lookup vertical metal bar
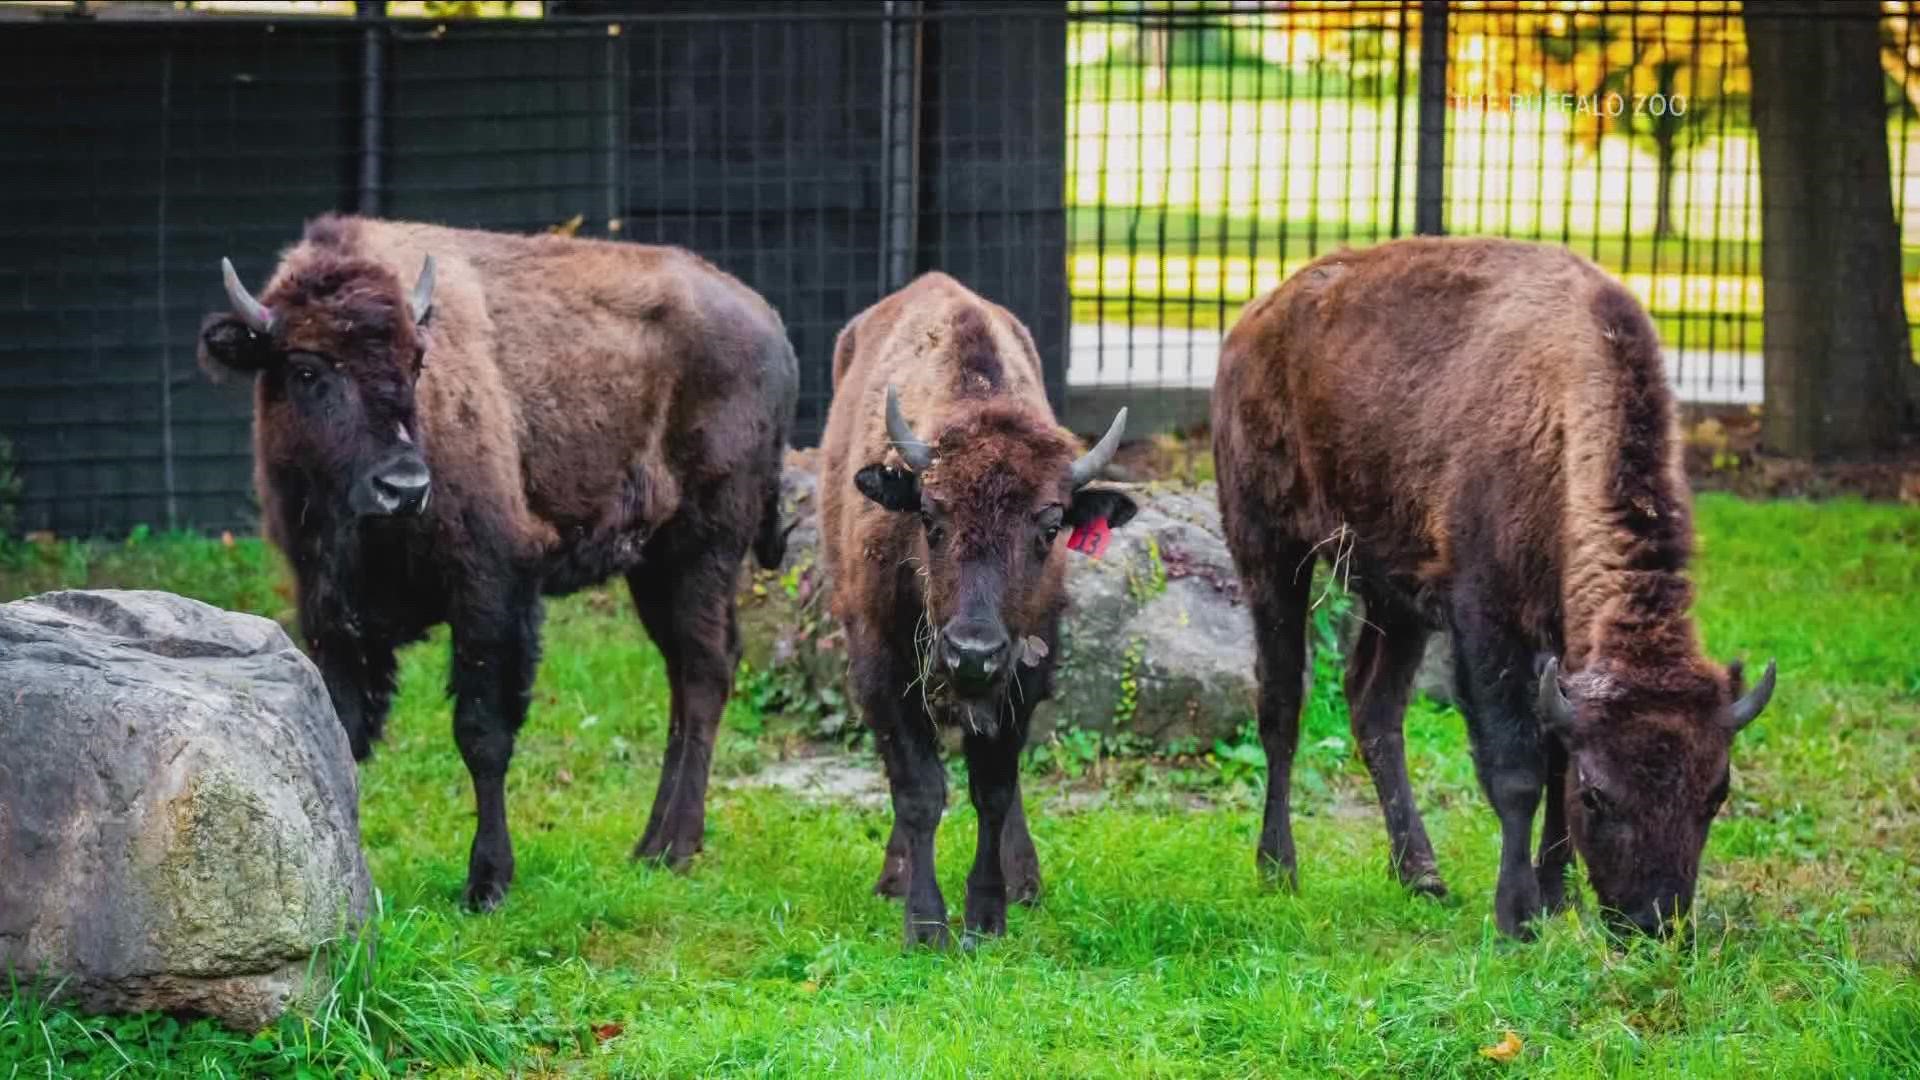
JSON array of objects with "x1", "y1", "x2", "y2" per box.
[
  {"x1": 1560, "y1": 9, "x2": 1578, "y2": 247},
  {"x1": 1898, "y1": 5, "x2": 1917, "y2": 378},
  {"x1": 1216, "y1": 6, "x2": 1234, "y2": 333},
  {"x1": 1414, "y1": 0, "x2": 1448, "y2": 235},
  {"x1": 604, "y1": 20, "x2": 624, "y2": 236},
  {"x1": 1276, "y1": 10, "x2": 1292, "y2": 280},
  {"x1": 1307, "y1": 4, "x2": 1323, "y2": 254},
  {"x1": 1676, "y1": 8, "x2": 1701, "y2": 368},
  {"x1": 1249, "y1": 9, "x2": 1266, "y2": 284},
  {"x1": 1706, "y1": 5, "x2": 1729, "y2": 374},
  {"x1": 1619, "y1": 5, "x2": 1635, "y2": 282},
  {"x1": 879, "y1": 0, "x2": 924, "y2": 295},
  {"x1": 620, "y1": 16, "x2": 632, "y2": 233},
  {"x1": 1391, "y1": 0, "x2": 1410, "y2": 237},
  {"x1": 357, "y1": 1, "x2": 385, "y2": 216},
  {"x1": 156, "y1": 43, "x2": 176, "y2": 532}
]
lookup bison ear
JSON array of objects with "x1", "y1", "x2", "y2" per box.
[
  {"x1": 854, "y1": 464, "x2": 921, "y2": 513},
  {"x1": 1067, "y1": 486, "x2": 1138, "y2": 530},
  {"x1": 197, "y1": 313, "x2": 273, "y2": 383}
]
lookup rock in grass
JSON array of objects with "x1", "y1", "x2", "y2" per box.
[{"x1": 0, "y1": 589, "x2": 370, "y2": 1030}]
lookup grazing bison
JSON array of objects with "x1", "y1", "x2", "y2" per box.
[
  {"x1": 1213, "y1": 237, "x2": 1776, "y2": 937},
  {"x1": 198, "y1": 215, "x2": 797, "y2": 910},
  {"x1": 820, "y1": 273, "x2": 1135, "y2": 947}
]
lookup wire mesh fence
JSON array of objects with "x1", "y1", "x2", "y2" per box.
[{"x1": 2, "y1": 1, "x2": 1917, "y2": 536}]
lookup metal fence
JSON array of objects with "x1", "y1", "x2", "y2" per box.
[
  {"x1": 1063, "y1": 1, "x2": 1920, "y2": 435},
  {"x1": 2, "y1": 1, "x2": 1918, "y2": 536},
  {"x1": 0, "y1": 3, "x2": 1067, "y2": 535}
]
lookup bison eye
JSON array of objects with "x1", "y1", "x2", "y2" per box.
[
  {"x1": 1580, "y1": 787, "x2": 1611, "y2": 815},
  {"x1": 1043, "y1": 525, "x2": 1061, "y2": 546}
]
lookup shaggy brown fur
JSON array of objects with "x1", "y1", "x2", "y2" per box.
[
  {"x1": 820, "y1": 272, "x2": 1136, "y2": 948},
  {"x1": 1213, "y1": 236, "x2": 1774, "y2": 938},
  {"x1": 199, "y1": 214, "x2": 797, "y2": 910}
]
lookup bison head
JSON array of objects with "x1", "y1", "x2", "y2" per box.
[
  {"x1": 198, "y1": 254, "x2": 437, "y2": 521},
  {"x1": 1538, "y1": 654, "x2": 1776, "y2": 935},
  {"x1": 854, "y1": 386, "x2": 1136, "y2": 728}
]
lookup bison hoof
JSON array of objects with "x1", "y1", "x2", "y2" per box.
[
  {"x1": 964, "y1": 904, "x2": 1008, "y2": 940},
  {"x1": 1494, "y1": 879, "x2": 1545, "y2": 940},
  {"x1": 1006, "y1": 870, "x2": 1042, "y2": 907},
  {"x1": 1256, "y1": 852, "x2": 1300, "y2": 893},
  {"x1": 1536, "y1": 866, "x2": 1572, "y2": 914},
  {"x1": 631, "y1": 834, "x2": 699, "y2": 872},
  {"x1": 1400, "y1": 866, "x2": 1450, "y2": 899},
  {"x1": 463, "y1": 876, "x2": 510, "y2": 913},
  {"x1": 874, "y1": 857, "x2": 911, "y2": 901},
  {"x1": 904, "y1": 913, "x2": 953, "y2": 951}
]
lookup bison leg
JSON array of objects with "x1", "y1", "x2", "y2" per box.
[
  {"x1": 1450, "y1": 615, "x2": 1547, "y2": 939},
  {"x1": 857, "y1": 644, "x2": 951, "y2": 949},
  {"x1": 1000, "y1": 788, "x2": 1042, "y2": 906},
  {"x1": 1246, "y1": 541, "x2": 1315, "y2": 889},
  {"x1": 450, "y1": 588, "x2": 545, "y2": 913},
  {"x1": 1536, "y1": 736, "x2": 1574, "y2": 913},
  {"x1": 309, "y1": 632, "x2": 397, "y2": 761},
  {"x1": 1344, "y1": 595, "x2": 1446, "y2": 898},
  {"x1": 629, "y1": 549, "x2": 747, "y2": 869},
  {"x1": 961, "y1": 727, "x2": 1024, "y2": 942},
  {"x1": 879, "y1": 776, "x2": 1033, "y2": 906},
  {"x1": 874, "y1": 820, "x2": 912, "y2": 899},
  {"x1": 995, "y1": 659, "x2": 1048, "y2": 906}
]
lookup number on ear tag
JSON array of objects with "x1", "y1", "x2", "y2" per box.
[{"x1": 1066, "y1": 516, "x2": 1111, "y2": 559}]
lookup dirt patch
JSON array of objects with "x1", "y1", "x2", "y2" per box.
[
  {"x1": 1102, "y1": 416, "x2": 1920, "y2": 502},
  {"x1": 1681, "y1": 411, "x2": 1920, "y2": 501},
  {"x1": 722, "y1": 744, "x2": 1392, "y2": 825},
  {"x1": 726, "y1": 750, "x2": 889, "y2": 810}
]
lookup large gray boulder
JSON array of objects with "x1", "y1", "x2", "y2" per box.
[
  {"x1": 0, "y1": 590, "x2": 370, "y2": 1030},
  {"x1": 739, "y1": 462, "x2": 1454, "y2": 749}
]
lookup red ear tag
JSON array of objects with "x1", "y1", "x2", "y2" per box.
[{"x1": 1066, "y1": 515, "x2": 1111, "y2": 559}]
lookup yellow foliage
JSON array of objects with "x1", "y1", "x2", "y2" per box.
[
  {"x1": 1448, "y1": 2, "x2": 1748, "y2": 147},
  {"x1": 1478, "y1": 1029, "x2": 1525, "y2": 1063}
]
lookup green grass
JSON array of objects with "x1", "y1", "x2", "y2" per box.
[{"x1": 4, "y1": 495, "x2": 1919, "y2": 1077}]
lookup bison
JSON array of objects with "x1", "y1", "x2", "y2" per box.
[
  {"x1": 820, "y1": 273, "x2": 1135, "y2": 947},
  {"x1": 1212, "y1": 237, "x2": 1776, "y2": 938},
  {"x1": 198, "y1": 214, "x2": 797, "y2": 910}
]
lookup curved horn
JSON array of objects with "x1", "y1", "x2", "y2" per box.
[
  {"x1": 1537, "y1": 657, "x2": 1576, "y2": 736},
  {"x1": 1725, "y1": 658, "x2": 1776, "y2": 732},
  {"x1": 1069, "y1": 407, "x2": 1128, "y2": 489},
  {"x1": 885, "y1": 385, "x2": 933, "y2": 472},
  {"x1": 220, "y1": 257, "x2": 276, "y2": 334},
  {"x1": 409, "y1": 254, "x2": 436, "y2": 326}
]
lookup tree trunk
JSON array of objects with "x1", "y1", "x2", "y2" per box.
[{"x1": 1746, "y1": 1, "x2": 1909, "y2": 457}]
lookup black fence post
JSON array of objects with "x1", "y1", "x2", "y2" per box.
[
  {"x1": 356, "y1": 1, "x2": 385, "y2": 216},
  {"x1": 1414, "y1": 0, "x2": 1448, "y2": 236},
  {"x1": 879, "y1": 0, "x2": 923, "y2": 296}
]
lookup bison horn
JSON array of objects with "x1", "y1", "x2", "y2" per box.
[
  {"x1": 220, "y1": 257, "x2": 277, "y2": 335},
  {"x1": 1725, "y1": 658, "x2": 1776, "y2": 732},
  {"x1": 1069, "y1": 407, "x2": 1128, "y2": 489},
  {"x1": 885, "y1": 384, "x2": 933, "y2": 472},
  {"x1": 409, "y1": 254, "x2": 436, "y2": 326},
  {"x1": 1537, "y1": 657, "x2": 1576, "y2": 736}
]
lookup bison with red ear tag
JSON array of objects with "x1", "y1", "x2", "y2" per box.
[
  {"x1": 200, "y1": 214, "x2": 798, "y2": 912},
  {"x1": 1212, "y1": 236, "x2": 1776, "y2": 939},
  {"x1": 820, "y1": 272, "x2": 1137, "y2": 949}
]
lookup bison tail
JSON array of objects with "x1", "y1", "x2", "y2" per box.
[
  {"x1": 754, "y1": 482, "x2": 796, "y2": 571},
  {"x1": 752, "y1": 335, "x2": 800, "y2": 571}
]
